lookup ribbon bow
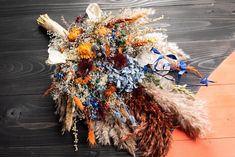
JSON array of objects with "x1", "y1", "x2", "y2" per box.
[{"x1": 177, "y1": 61, "x2": 187, "y2": 83}]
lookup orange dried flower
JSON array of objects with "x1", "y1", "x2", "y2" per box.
[
  {"x1": 105, "y1": 44, "x2": 111, "y2": 57},
  {"x1": 95, "y1": 26, "x2": 111, "y2": 37},
  {"x1": 75, "y1": 75, "x2": 91, "y2": 85},
  {"x1": 126, "y1": 35, "x2": 133, "y2": 44},
  {"x1": 60, "y1": 47, "x2": 65, "y2": 53},
  {"x1": 77, "y1": 42, "x2": 95, "y2": 59},
  {"x1": 88, "y1": 84, "x2": 95, "y2": 89},
  {"x1": 118, "y1": 46, "x2": 123, "y2": 53},
  {"x1": 73, "y1": 96, "x2": 84, "y2": 111},
  {"x1": 131, "y1": 40, "x2": 148, "y2": 47},
  {"x1": 75, "y1": 78, "x2": 83, "y2": 84},
  {"x1": 115, "y1": 31, "x2": 121, "y2": 37},
  {"x1": 104, "y1": 84, "x2": 116, "y2": 97},
  {"x1": 67, "y1": 27, "x2": 83, "y2": 42},
  {"x1": 84, "y1": 75, "x2": 91, "y2": 83}
]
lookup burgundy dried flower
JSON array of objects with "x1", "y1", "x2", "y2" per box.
[
  {"x1": 112, "y1": 53, "x2": 127, "y2": 70},
  {"x1": 76, "y1": 15, "x2": 85, "y2": 23},
  {"x1": 77, "y1": 59, "x2": 93, "y2": 77},
  {"x1": 97, "y1": 102, "x2": 110, "y2": 119}
]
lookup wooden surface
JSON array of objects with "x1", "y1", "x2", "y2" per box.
[{"x1": 0, "y1": 0, "x2": 235, "y2": 156}]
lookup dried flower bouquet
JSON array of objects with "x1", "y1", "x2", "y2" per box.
[{"x1": 37, "y1": 3, "x2": 209, "y2": 157}]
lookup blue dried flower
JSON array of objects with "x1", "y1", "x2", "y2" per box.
[
  {"x1": 107, "y1": 55, "x2": 145, "y2": 92},
  {"x1": 54, "y1": 72, "x2": 64, "y2": 79}
]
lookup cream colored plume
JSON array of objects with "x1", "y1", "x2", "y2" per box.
[
  {"x1": 143, "y1": 83, "x2": 209, "y2": 138},
  {"x1": 37, "y1": 14, "x2": 68, "y2": 38}
]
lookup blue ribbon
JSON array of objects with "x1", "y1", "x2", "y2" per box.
[
  {"x1": 200, "y1": 75, "x2": 215, "y2": 86},
  {"x1": 177, "y1": 61, "x2": 187, "y2": 83},
  {"x1": 163, "y1": 62, "x2": 171, "y2": 69},
  {"x1": 150, "y1": 48, "x2": 173, "y2": 74},
  {"x1": 166, "y1": 54, "x2": 177, "y2": 60},
  {"x1": 153, "y1": 56, "x2": 171, "y2": 75},
  {"x1": 153, "y1": 55, "x2": 164, "y2": 72},
  {"x1": 154, "y1": 55, "x2": 164, "y2": 64},
  {"x1": 143, "y1": 65, "x2": 149, "y2": 73},
  {"x1": 151, "y1": 47, "x2": 161, "y2": 54}
]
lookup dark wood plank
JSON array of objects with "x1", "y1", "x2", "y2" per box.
[
  {"x1": 0, "y1": 0, "x2": 235, "y2": 156},
  {"x1": 0, "y1": 146, "x2": 134, "y2": 157}
]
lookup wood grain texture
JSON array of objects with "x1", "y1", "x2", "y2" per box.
[{"x1": 0, "y1": 0, "x2": 235, "y2": 156}]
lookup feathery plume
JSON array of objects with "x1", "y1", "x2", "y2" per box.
[{"x1": 143, "y1": 83, "x2": 209, "y2": 138}]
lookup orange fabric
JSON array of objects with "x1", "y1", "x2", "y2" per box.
[{"x1": 167, "y1": 52, "x2": 235, "y2": 157}]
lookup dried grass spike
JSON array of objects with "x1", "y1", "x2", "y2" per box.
[
  {"x1": 65, "y1": 97, "x2": 73, "y2": 131},
  {"x1": 43, "y1": 82, "x2": 56, "y2": 96},
  {"x1": 124, "y1": 86, "x2": 174, "y2": 157},
  {"x1": 88, "y1": 120, "x2": 96, "y2": 145},
  {"x1": 186, "y1": 65, "x2": 203, "y2": 78},
  {"x1": 143, "y1": 83, "x2": 209, "y2": 139},
  {"x1": 73, "y1": 96, "x2": 84, "y2": 111}
]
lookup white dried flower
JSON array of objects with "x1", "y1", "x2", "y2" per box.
[
  {"x1": 136, "y1": 51, "x2": 159, "y2": 67},
  {"x1": 46, "y1": 47, "x2": 67, "y2": 64},
  {"x1": 86, "y1": 3, "x2": 103, "y2": 22}
]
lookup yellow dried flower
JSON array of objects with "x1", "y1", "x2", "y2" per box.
[
  {"x1": 95, "y1": 26, "x2": 111, "y2": 37},
  {"x1": 77, "y1": 42, "x2": 95, "y2": 59},
  {"x1": 68, "y1": 27, "x2": 83, "y2": 42}
]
